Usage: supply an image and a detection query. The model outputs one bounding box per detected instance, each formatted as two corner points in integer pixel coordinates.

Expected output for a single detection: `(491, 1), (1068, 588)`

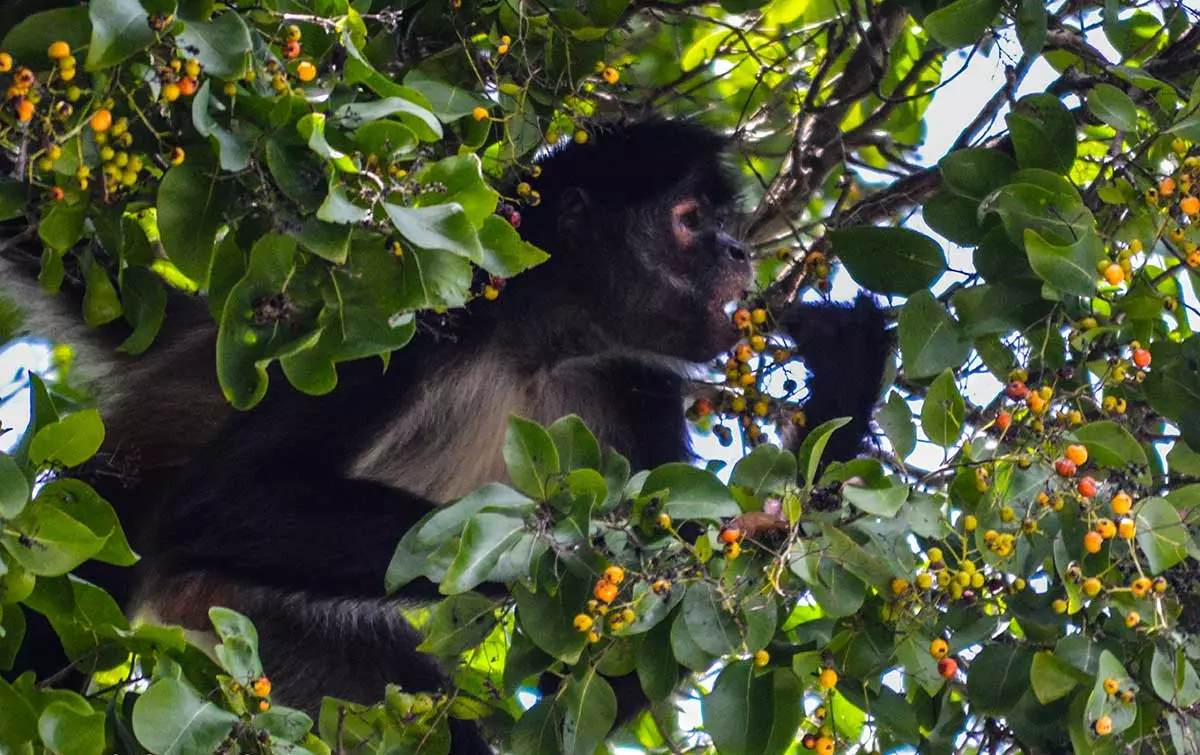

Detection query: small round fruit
(719, 526), (742, 544)
(162, 82), (181, 102)
(1055, 458), (1077, 478)
(1110, 492), (1132, 516)
(471, 106), (488, 121)
(1065, 444), (1088, 465)
(1118, 518), (1135, 540)
(573, 614), (593, 632)
(818, 667), (838, 690)
(929, 638), (949, 659)
(927, 547), (944, 564)
(1103, 677), (1119, 695)
(916, 573), (932, 590)
(1083, 531), (1103, 554)
(296, 60), (317, 82)
(1005, 380), (1029, 400)
(802, 734), (817, 750)
(252, 676), (272, 697)
(1082, 577), (1102, 597)
(1131, 348), (1151, 368)
(814, 736), (834, 755)
(1096, 518), (1116, 540)
(603, 566), (625, 585)
(593, 580), (618, 604)
(1130, 577), (1151, 597)
(1103, 263), (1124, 285)
(47, 41), (71, 59)
(1052, 599), (1067, 614)
(601, 67), (619, 85)
(1077, 477), (1098, 498)
(753, 649), (769, 668)
(1125, 611), (1140, 628)
(936, 657), (958, 678)
(1094, 715), (1113, 736)
(573, 129), (588, 144)
(995, 410), (1011, 431)
(963, 515), (977, 532)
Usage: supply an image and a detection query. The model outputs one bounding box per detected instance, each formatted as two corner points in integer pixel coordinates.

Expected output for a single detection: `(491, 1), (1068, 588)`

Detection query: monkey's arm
(779, 293), (890, 464)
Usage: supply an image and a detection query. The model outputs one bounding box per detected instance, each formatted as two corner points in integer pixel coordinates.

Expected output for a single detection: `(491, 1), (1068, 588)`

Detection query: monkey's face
(602, 192), (752, 362)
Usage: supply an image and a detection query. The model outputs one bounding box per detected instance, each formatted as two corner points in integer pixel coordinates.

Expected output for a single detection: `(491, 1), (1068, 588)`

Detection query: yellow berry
(1053, 599), (1067, 614)
(573, 130), (588, 144)
(963, 515), (977, 531)
(929, 638), (949, 659)
(252, 676), (272, 697)
(162, 82), (181, 102)
(753, 649), (769, 668)
(818, 667), (838, 690)
(573, 613), (594, 632)
(1103, 677), (1119, 695)
(169, 147), (185, 166)
(1082, 577), (1102, 597)
(471, 106), (488, 121)
(603, 566), (625, 585)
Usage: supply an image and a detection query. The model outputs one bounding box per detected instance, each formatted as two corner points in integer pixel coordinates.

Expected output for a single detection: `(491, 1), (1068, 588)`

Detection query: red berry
(1132, 348), (1151, 368)
(693, 398), (714, 417)
(508, 210), (521, 228)
(937, 657), (958, 678)
(1005, 380), (1028, 400)
(995, 411), (1011, 431)
(1077, 476), (1098, 498)
(1055, 458), (1077, 478)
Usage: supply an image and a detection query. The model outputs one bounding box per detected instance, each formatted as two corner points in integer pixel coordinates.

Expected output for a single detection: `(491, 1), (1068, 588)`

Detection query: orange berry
(692, 398), (713, 417)
(937, 657), (958, 678)
(1096, 518), (1116, 539)
(48, 186), (64, 201)
(603, 566), (625, 585)
(296, 60), (317, 82)
(1083, 531), (1103, 554)
(1159, 177), (1176, 196)
(90, 108), (113, 132)
(14, 99), (34, 123)
(161, 82), (181, 102)
(1055, 458), (1077, 478)
(0, 53), (11, 73)
(47, 41), (71, 60)
(1065, 444), (1088, 466)
(1094, 715), (1113, 736)
(1125, 611), (1140, 628)
(732, 308), (751, 328)
(1005, 380), (1028, 400)
(929, 638), (949, 659)
(601, 67), (619, 85)
(471, 106), (488, 121)
(593, 579), (618, 604)
(252, 676), (272, 697)
(1118, 517), (1135, 540)
(818, 667), (838, 689)
(1132, 348), (1151, 368)
(1103, 263), (1125, 285)
(718, 526), (742, 544)
(1077, 476), (1098, 498)
(995, 410), (1011, 431)
(1103, 677), (1119, 695)
(1082, 577), (1102, 597)
(1110, 492), (1132, 516)
(177, 76), (198, 96)
(815, 737), (834, 755)
(283, 40), (301, 59)
(1131, 576), (1151, 598)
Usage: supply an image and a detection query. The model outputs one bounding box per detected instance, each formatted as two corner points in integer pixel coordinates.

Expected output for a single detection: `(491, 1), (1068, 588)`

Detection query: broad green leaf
(176, 12), (252, 80)
(729, 443), (796, 499)
(416, 155), (499, 226)
(383, 202), (483, 263)
(1150, 646), (1200, 708)
(939, 148), (1018, 200)
(561, 668), (616, 755)
(82, 256), (122, 328)
(0, 454), (30, 518)
(1069, 421), (1149, 470)
(503, 416), (560, 500)
(38, 698), (106, 755)
(29, 410), (104, 468)
(403, 71), (492, 121)
(548, 415), (602, 472)
(876, 393), (915, 459)
(702, 661), (769, 755)
(1, 8), (91, 69)
(1024, 227), (1104, 297)
(3, 504), (106, 575)
(841, 477), (908, 517)
(132, 679), (239, 755)
(1015, 0), (1048, 54)
(157, 166), (228, 287)
(641, 463), (739, 520)
(924, 0), (1003, 49)
(478, 215), (549, 278)
(967, 645), (1034, 715)
(797, 417), (852, 487)
(38, 200), (87, 252)
(1087, 83), (1138, 132)
(1030, 651), (1082, 703)
(921, 370), (965, 447)
(37, 479), (137, 566)
(514, 576), (589, 663)
(510, 699), (561, 755)
(0, 677), (38, 750)
(1004, 94), (1077, 174)
(829, 226), (945, 296)
(899, 291), (969, 379)
(441, 510), (527, 594)
(1084, 651), (1137, 736)
(1134, 497), (1191, 574)
(297, 113), (357, 174)
(333, 97), (442, 141)
(682, 582), (740, 656)
(85, 0), (155, 70)
(118, 267), (167, 354)
(417, 593), (498, 656)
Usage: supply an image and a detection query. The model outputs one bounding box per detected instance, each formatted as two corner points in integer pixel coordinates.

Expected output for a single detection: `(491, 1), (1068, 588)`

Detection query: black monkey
(2, 120), (889, 752)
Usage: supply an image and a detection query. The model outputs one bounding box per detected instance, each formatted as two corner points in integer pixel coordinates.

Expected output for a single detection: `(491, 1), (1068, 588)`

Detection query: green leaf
(682, 582), (740, 656)
(561, 668), (616, 755)
(416, 155), (499, 227)
(923, 190), (986, 246)
(38, 698), (106, 755)
(503, 416), (560, 500)
(729, 444), (796, 500)
(157, 165), (228, 287)
(29, 410), (104, 468)
(797, 417), (852, 487)
(1015, 0), (1048, 55)
(176, 12), (252, 80)
(297, 113), (358, 174)
(939, 148), (1018, 200)
(403, 71), (492, 121)
(1069, 421), (1149, 470)
(383, 202), (483, 263)
(923, 0), (1003, 49)
(1150, 645), (1200, 708)
(641, 463), (740, 520)
(0, 454), (30, 518)
(1023, 227), (1104, 297)
(117, 267), (167, 354)
(1134, 497), (1191, 574)
(1087, 83), (1138, 132)
(3, 504), (106, 575)
(1084, 651), (1136, 736)
(510, 699), (562, 755)
(899, 290), (969, 379)
(441, 510), (526, 594)
(829, 226), (945, 296)
(333, 97), (442, 142)
(417, 593), (497, 656)
(514, 576), (589, 663)
(702, 661), (801, 755)
(0, 676), (38, 750)
(38, 200), (87, 252)
(132, 679), (239, 755)
(877, 392), (915, 459)
(355, 120), (417, 161)
(478, 215), (549, 278)
(548, 415), (602, 472)
(635, 618), (677, 703)
(1, 7), (91, 69)
(841, 476), (908, 518)
(85, 0), (155, 70)
(921, 370), (965, 447)
(967, 645), (1034, 715)
(37, 478), (137, 567)
(265, 136), (326, 211)
(1030, 651), (1082, 703)
(1004, 94), (1078, 174)
(82, 256), (122, 328)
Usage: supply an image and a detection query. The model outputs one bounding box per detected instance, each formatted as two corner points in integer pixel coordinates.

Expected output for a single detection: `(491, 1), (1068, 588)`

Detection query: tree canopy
(1, 1), (1200, 754)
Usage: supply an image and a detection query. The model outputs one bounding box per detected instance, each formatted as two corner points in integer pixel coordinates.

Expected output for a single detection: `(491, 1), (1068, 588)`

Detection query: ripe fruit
(593, 580), (618, 604)
(283, 40), (301, 58)
(692, 398), (713, 417)
(14, 99), (34, 123)
(1103, 263), (1125, 285)
(1055, 458), (1077, 478)
(1005, 380), (1028, 400)
(936, 657), (958, 678)
(296, 60), (317, 82)
(1083, 531), (1103, 554)
(1160, 177), (1177, 196)
(1053, 599), (1067, 614)
(1125, 611), (1139, 628)
(1065, 444), (1088, 465)
(995, 410), (1011, 431)
(169, 147), (185, 166)
(603, 566), (625, 585)
(1094, 715), (1113, 736)
(252, 676), (272, 697)
(1077, 477), (1098, 498)
(1082, 577), (1102, 597)
(1110, 492), (1132, 516)
(1131, 576), (1151, 598)
(573, 614), (594, 632)
(929, 638), (949, 659)
(1153, 576), (1167, 593)
(1103, 677), (1119, 695)
(753, 649), (769, 668)
(1118, 518), (1135, 540)
(162, 82), (181, 102)
(652, 579), (671, 595)
(573, 130), (588, 144)
(719, 526), (742, 544)
(601, 67), (619, 84)
(732, 308), (751, 328)
(723, 541), (741, 559)
(47, 41), (71, 59)
(818, 667), (838, 690)
(815, 737), (834, 755)
(656, 513), (671, 529)
(963, 515), (977, 532)
(916, 573), (932, 590)
(0, 53), (11, 73)
(802, 734), (817, 750)
(1132, 348), (1151, 368)
(927, 547), (944, 564)
(1095, 518), (1116, 540)
(1182, 195), (1200, 216)
(471, 106), (488, 121)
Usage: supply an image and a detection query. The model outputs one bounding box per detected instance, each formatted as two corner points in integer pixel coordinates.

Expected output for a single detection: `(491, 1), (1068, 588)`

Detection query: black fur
(5, 119), (888, 753)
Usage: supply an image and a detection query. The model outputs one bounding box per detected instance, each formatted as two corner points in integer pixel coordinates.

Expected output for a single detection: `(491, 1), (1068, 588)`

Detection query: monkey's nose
(718, 231), (750, 262)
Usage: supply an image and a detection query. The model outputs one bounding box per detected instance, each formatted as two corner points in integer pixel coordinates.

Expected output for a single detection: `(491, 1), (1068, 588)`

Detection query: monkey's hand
(777, 293), (890, 465)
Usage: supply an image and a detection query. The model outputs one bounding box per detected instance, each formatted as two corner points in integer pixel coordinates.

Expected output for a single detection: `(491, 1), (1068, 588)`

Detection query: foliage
(1, 0), (1200, 754)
